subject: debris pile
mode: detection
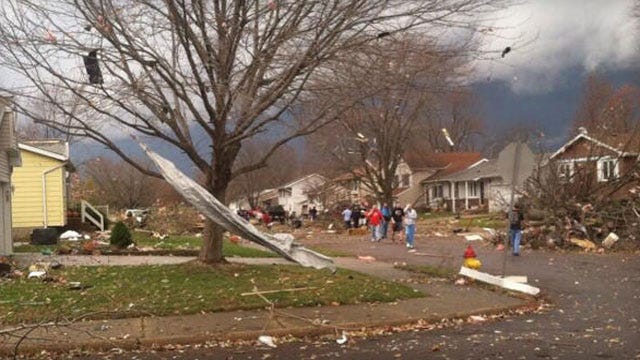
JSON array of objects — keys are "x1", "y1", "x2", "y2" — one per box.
[{"x1": 521, "y1": 163, "x2": 640, "y2": 252}]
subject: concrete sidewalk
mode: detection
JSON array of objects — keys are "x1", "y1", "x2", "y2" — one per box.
[{"x1": 1, "y1": 255, "x2": 534, "y2": 357}]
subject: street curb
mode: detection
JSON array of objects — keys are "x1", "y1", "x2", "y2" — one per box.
[{"x1": 0, "y1": 298, "x2": 538, "y2": 358}]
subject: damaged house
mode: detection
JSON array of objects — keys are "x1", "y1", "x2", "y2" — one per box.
[{"x1": 422, "y1": 143, "x2": 538, "y2": 213}]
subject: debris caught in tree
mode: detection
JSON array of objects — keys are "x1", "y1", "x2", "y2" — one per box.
[
  {"x1": 501, "y1": 46, "x2": 511, "y2": 58},
  {"x1": 83, "y1": 50, "x2": 103, "y2": 84}
]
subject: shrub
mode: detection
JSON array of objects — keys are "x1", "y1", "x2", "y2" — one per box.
[{"x1": 110, "y1": 221, "x2": 133, "y2": 248}]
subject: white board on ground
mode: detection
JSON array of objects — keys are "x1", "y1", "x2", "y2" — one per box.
[
  {"x1": 464, "y1": 234, "x2": 484, "y2": 241},
  {"x1": 459, "y1": 266, "x2": 540, "y2": 296}
]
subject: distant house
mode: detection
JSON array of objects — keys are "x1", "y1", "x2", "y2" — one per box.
[
  {"x1": 332, "y1": 168, "x2": 374, "y2": 205},
  {"x1": 548, "y1": 129, "x2": 640, "y2": 199},
  {"x1": 422, "y1": 143, "x2": 537, "y2": 212},
  {"x1": 230, "y1": 173, "x2": 328, "y2": 216},
  {"x1": 0, "y1": 97, "x2": 21, "y2": 255},
  {"x1": 395, "y1": 152, "x2": 486, "y2": 208},
  {"x1": 11, "y1": 140, "x2": 71, "y2": 233}
]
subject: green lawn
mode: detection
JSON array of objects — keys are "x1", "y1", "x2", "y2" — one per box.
[
  {"x1": 0, "y1": 263, "x2": 423, "y2": 324},
  {"x1": 13, "y1": 235, "x2": 277, "y2": 258},
  {"x1": 394, "y1": 263, "x2": 455, "y2": 279}
]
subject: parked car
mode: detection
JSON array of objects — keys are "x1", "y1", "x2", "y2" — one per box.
[{"x1": 267, "y1": 205, "x2": 286, "y2": 224}]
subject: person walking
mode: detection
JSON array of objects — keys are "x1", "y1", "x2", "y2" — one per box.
[
  {"x1": 309, "y1": 206, "x2": 318, "y2": 221},
  {"x1": 509, "y1": 204, "x2": 524, "y2": 256},
  {"x1": 404, "y1": 203, "x2": 418, "y2": 249},
  {"x1": 351, "y1": 205, "x2": 361, "y2": 228},
  {"x1": 366, "y1": 205, "x2": 383, "y2": 242},
  {"x1": 380, "y1": 203, "x2": 391, "y2": 240},
  {"x1": 390, "y1": 204, "x2": 404, "y2": 244},
  {"x1": 341, "y1": 206, "x2": 352, "y2": 229}
]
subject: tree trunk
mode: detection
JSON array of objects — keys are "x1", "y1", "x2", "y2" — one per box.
[{"x1": 199, "y1": 181, "x2": 229, "y2": 264}]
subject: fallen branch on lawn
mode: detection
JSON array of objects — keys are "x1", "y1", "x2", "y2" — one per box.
[{"x1": 241, "y1": 287, "x2": 318, "y2": 296}]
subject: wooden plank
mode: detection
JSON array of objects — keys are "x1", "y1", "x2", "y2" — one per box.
[
  {"x1": 240, "y1": 287, "x2": 318, "y2": 296},
  {"x1": 459, "y1": 267, "x2": 540, "y2": 295}
]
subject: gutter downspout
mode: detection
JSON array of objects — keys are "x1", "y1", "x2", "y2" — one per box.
[{"x1": 42, "y1": 162, "x2": 67, "y2": 228}]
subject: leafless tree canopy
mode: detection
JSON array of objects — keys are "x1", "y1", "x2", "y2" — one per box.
[
  {"x1": 309, "y1": 36, "x2": 481, "y2": 205},
  {"x1": 0, "y1": 0, "x2": 509, "y2": 263}
]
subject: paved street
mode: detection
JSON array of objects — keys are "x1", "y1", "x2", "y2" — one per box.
[{"x1": 70, "y1": 231, "x2": 640, "y2": 359}]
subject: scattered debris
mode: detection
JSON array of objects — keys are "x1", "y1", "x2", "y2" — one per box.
[
  {"x1": 569, "y1": 238, "x2": 597, "y2": 251},
  {"x1": 68, "y1": 282, "x2": 92, "y2": 290},
  {"x1": 482, "y1": 227, "x2": 496, "y2": 236},
  {"x1": 459, "y1": 266, "x2": 540, "y2": 296},
  {"x1": 464, "y1": 234, "x2": 483, "y2": 241},
  {"x1": 357, "y1": 255, "x2": 376, "y2": 262},
  {"x1": 454, "y1": 278, "x2": 466, "y2": 286},
  {"x1": 602, "y1": 232, "x2": 619, "y2": 248},
  {"x1": 468, "y1": 315, "x2": 487, "y2": 323},
  {"x1": 240, "y1": 287, "x2": 317, "y2": 297},
  {"x1": 336, "y1": 331, "x2": 348, "y2": 345},
  {"x1": 258, "y1": 335, "x2": 277, "y2": 348},
  {"x1": 59, "y1": 230, "x2": 83, "y2": 241},
  {"x1": 28, "y1": 271, "x2": 47, "y2": 279}
]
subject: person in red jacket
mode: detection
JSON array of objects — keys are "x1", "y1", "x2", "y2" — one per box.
[{"x1": 366, "y1": 205, "x2": 383, "y2": 242}]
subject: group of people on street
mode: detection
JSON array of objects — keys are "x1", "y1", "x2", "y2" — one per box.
[
  {"x1": 342, "y1": 202, "x2": 418, "y2": 249},
  {"x1": 339, "y1": 201, "x2": 525, "y2": 255}
]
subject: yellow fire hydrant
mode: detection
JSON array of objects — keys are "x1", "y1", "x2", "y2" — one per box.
[{"x1": 463, "y1": 245, "x2": 482, "y2": 270}]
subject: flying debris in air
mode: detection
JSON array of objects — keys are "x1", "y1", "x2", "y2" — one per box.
[
  {"x1": 376, "y1": 31, "x2": 391, "y2": 39},
  {"x1": 83, "y1": 50, "x2": 103, "y2": 85},
  {"x1": 501, "y1": 46, "x2": 511, "y2": 58}
]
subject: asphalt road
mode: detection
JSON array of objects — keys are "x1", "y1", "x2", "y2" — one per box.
[{"x1": 67, "y1": 231, "x2": 640, "y2": 360}]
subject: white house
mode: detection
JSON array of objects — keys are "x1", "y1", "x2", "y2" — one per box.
[
  {"x1": 0, "y1": 96, "x2": 22, "y2": 255},
  {"x1": 229, "y1": 173, "x2": 328, "y2": 216}
]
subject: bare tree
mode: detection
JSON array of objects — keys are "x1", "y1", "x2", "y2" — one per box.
[
  {"x1": 227, "y1": 140, "x2": 299, "y2": 209},
  {"x1": 80, "y1": 157, "x2": 166, "y2": 210},
  {"x1": 310, "y1": 36, "x2": 474, "y2": 205},
  {"x1": 572, "y1": 73, "x2": 640, "y2": 136},
  {"x1": 418, "y1": 88, "x2": 484, "y2": 152},
  {"x1": 0, "y1": 0, "x2": 508, "y2": 264}
]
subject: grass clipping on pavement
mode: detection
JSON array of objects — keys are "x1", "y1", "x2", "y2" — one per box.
[{"x1": 1, "y1": 262, "x2": 423, "y2": 324}]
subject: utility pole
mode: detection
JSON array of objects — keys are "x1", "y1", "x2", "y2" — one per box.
[{"x1": 501, "y1": 141, "x2": 522, "y2": 277}]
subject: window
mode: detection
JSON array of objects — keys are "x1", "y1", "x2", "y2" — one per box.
[
  {"x1": 278, "y1": 187, "x2": 292, "y2": 198},
  {"x1": 393, "y1": 175, "x2": 400, "y2": 187},
  {"x1": 558, "y1": 162, "x2": 573, "y2": 181},
  {"x1": 432, "y1": 184, "x2": 443, "y2": 198},
  {"x1": 351, "y1": 180, "x2": 359, "y2": 192},
  {"x1": 401, "y1": 174, "x2": 410, "y2": 187},
  {"x1": 468, "y1": 182, "x2": 478, "y2": 197},
  {"x1": 597, "y1": 159, "x2": 619, "y2": 182}
]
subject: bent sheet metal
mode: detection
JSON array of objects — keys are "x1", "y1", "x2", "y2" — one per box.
[{"x1": 138, "y1": 141, "x2": 335, "y2": 271}]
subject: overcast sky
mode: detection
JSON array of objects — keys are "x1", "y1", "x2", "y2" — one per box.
[{"x1": 474, "y1": 0, "x2": 639, "y2": 94}]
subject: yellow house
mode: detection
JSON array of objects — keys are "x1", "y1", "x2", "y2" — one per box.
[{"x1": 11, "y1": 140, "x2": 70, "y2": 230}]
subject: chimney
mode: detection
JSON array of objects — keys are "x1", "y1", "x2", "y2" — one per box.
[{"x1": 578, "y1": 127, "x2": 588, "y2": 135}]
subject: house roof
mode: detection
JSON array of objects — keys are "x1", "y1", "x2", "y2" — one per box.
[
  {"x1": 19, "y1": 140, "x2": 69, "y2": 161},
  {"x1": 440, "y1": 158, "x2": 500, "y2": 182},
  {"x1": 281, "y1": 173, "x2": 327, "y2": 188},
  {"x1": 333, "y1": 168, "x2": 365, "y2": 182},
  {"x1": 421, "y1": 152, "x2": 485, "y2": 182},
  {"x1": 403, "y1": 152, "x2": 480, "y2": 171},
  {"x1": 550, "y1": 132, "x2": 640, "y2": 160}
]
